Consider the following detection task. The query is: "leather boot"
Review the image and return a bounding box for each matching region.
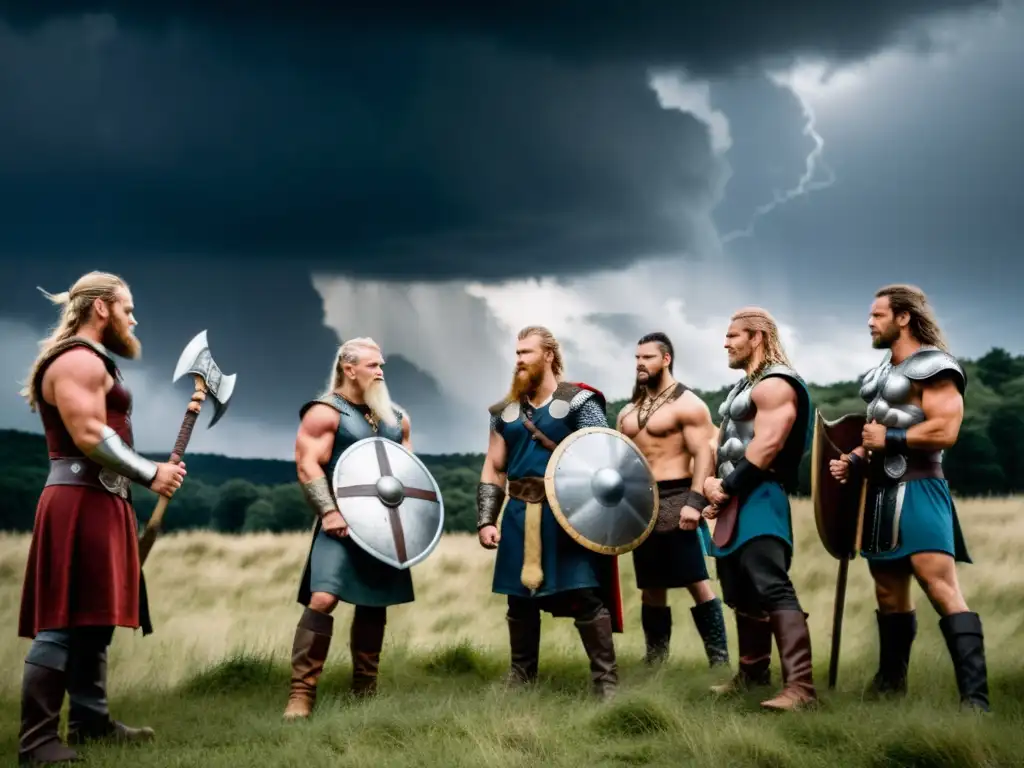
[710,611,771,695]
[350,606,386,697]
[505,612,541,686]
[283,607,333,719]
[641,604,671,665]
[18,662,79,765]
[761,610,817,711]
[575,609,618,701]
[691,597,730,668]
[866,610,916,697]
[65,641,154,746]
[939,611,990,712]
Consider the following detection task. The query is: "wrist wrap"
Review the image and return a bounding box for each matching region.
[721,458,767,498]
[477,482,506,530]
[85,426,159,486]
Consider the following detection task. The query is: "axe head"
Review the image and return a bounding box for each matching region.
[172,330,237,428]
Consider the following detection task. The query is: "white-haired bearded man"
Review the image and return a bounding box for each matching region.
[282,337,414,719]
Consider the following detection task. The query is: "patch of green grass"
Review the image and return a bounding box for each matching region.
[2,649,1020,767]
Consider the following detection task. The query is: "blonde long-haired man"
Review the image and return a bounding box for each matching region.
[476,326,621,700]
[702,308,817,712]
[16,271,186,764]
[283,337,414,719]
[829,284,989,711]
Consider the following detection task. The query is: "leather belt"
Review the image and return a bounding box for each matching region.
[507,477,546,503]
[45,457,131,500]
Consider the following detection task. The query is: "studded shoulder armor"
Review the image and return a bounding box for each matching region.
[901,348,966,394]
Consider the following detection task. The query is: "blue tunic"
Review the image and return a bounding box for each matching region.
[860,478,971,563]
[706,371,813,560]
[490,389,609,599]
[296,393,415,608]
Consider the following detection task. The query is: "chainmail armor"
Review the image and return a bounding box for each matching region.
[571,396,608,429]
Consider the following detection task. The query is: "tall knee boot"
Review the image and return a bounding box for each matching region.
[939,612,990,712]
[710,611,771,695]
[760,610,817,711]
[641,604,671,665]
[575,608,618,700]
[18,661,79,765]
[691,597,730,668]
[350,606,387,697]
[867,610,916,697]
[65,628,154,745]
[283,607,334,719]
[505,611,541,686]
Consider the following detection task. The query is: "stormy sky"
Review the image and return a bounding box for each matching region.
[1,1,1021,458]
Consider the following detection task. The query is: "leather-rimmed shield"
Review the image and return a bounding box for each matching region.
[811,411,869,559]
[544,427,658,555]
[331,437,444,570]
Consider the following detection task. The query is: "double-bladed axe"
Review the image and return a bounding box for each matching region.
[138,330,237,565]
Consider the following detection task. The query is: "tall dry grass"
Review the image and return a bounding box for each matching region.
[1,495,1022,696]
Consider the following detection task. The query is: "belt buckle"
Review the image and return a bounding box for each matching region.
[98,468,130,499]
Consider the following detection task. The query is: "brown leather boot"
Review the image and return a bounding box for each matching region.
[504,613,541,687]
[575,609,618,701]
[65,643,154,746]
[350,606,386,697]
[18,661,80,765]
[711,611,772,695]
[283,607,333,720]
[761,610,817,711]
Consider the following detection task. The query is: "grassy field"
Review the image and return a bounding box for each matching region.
[1,497,1023,767]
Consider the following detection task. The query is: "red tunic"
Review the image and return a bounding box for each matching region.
[18,341,151,639]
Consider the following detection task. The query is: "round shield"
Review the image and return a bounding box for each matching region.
[331,437,444,570]
[544,427,659,555]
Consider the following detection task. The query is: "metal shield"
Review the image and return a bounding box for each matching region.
[811,411,868,559]
[330,437,444,569]
[544,427,658,555]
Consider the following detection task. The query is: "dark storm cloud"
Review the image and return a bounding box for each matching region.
[0,0,1005,281]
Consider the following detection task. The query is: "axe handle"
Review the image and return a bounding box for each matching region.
[139,376,207,565]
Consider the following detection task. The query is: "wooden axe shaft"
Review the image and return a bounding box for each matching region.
[138,375,207,565]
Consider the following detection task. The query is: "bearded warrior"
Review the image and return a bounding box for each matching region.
[284,337,416,718]
[17,272,186,764]
[829,284,989,711]
[615,332,729,668]
[476,326,622,699]
[703,308,817,711]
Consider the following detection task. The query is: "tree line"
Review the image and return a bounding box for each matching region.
[0,347,1021,535]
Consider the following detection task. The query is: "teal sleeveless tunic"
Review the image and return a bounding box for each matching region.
[295,393,414,608]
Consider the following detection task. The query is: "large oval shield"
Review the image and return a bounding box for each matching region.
[544,427,658,555]
[331,437,444,570]
[811,411,868,559]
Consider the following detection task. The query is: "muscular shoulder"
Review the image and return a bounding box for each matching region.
[44,346,110,390]
[673,389,712,423]
[298,401,341,437]
[903,348,966,394]
[751,375,798,409]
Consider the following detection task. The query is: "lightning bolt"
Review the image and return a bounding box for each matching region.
[721,71,836,244]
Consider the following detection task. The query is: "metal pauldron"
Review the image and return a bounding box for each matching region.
[301,476,338,518]
[85,425,158,487]
[476,482,506,530]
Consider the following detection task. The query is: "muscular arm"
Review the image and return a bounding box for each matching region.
[678,396,716,507]
[477,419,508,530]
[295,404,340,518]
[400,410,413,451]
[48,348,158,485]
[720,377,797,498]
[904,378,963,451]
